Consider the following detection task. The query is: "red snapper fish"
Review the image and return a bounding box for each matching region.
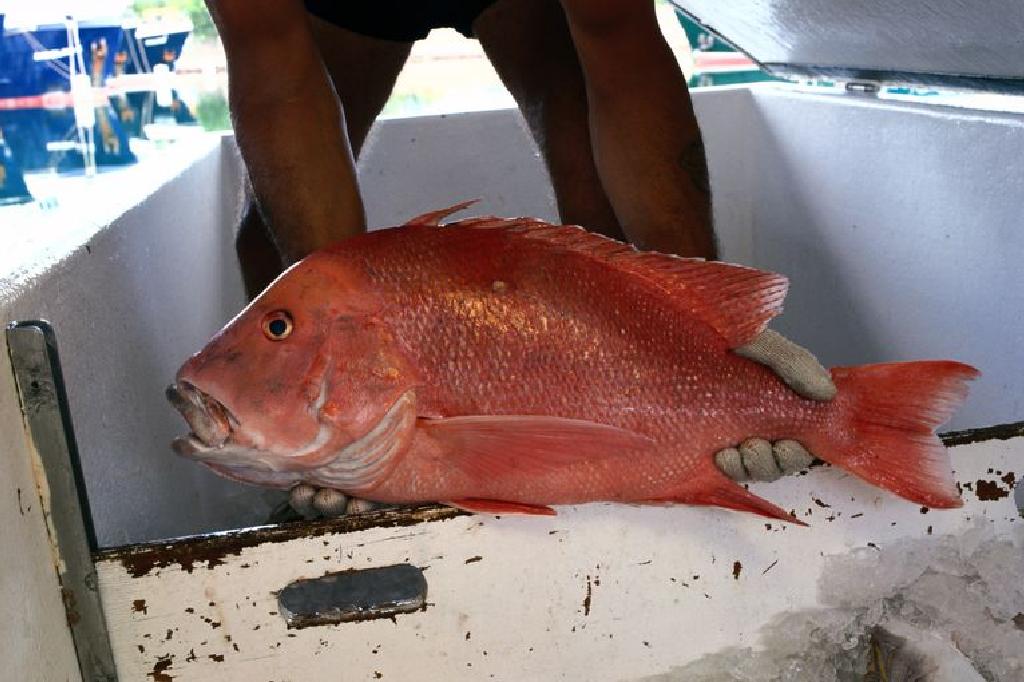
[168,206,978,523]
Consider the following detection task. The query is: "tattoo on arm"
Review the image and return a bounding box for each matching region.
[678,138,711,196]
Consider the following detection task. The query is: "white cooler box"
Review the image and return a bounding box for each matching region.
[2,1,1023,679]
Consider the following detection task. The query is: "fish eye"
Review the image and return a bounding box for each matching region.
[261,311,293,341]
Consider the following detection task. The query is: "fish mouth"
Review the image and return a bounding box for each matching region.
[166,381,236,450]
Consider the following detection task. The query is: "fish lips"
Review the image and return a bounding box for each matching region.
[166,381,236,450]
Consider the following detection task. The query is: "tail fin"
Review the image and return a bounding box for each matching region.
[803,361,979,508]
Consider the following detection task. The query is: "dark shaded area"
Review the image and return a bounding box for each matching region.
[940,421,1024,447]
[975,479,1011,502]
[277,564,427,628]
[95,504,465,577]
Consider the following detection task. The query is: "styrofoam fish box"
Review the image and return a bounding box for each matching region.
[3,2,1024,673]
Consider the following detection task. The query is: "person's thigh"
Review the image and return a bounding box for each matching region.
[234,14,412,299]
[556,0,716,258]
[474,0,623,239]
[308,15,412,156]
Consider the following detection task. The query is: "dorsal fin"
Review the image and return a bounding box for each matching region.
[453,217,789,348]
[405,200,479,226]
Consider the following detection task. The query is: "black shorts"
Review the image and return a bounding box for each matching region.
[304,1,499,42]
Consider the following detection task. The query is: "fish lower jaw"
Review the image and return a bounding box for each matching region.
[172,434,291,473]
[166,382,236,448]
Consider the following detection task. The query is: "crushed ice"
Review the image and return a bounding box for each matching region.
[646,523,1024,681]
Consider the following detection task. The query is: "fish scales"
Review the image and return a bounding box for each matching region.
[346,222,823,503]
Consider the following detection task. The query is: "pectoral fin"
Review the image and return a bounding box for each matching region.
[418,414,653,480]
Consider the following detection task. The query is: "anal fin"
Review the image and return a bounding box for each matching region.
[650,476,807,526]
[446,498,557,516]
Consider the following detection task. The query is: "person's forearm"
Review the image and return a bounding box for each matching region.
[208,0,365,263]
[560,0,716,259]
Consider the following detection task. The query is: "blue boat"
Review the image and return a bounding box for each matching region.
[119,21,196,137]
[0,15,136,172]
[0,9,194,184]
[0,11,31,204]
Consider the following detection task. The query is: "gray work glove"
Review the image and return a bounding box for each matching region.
[716,329,835,482]
[735,329,837,401]
[287,483,380,520]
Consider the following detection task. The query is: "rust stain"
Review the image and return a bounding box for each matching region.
[582,575,592,616]
[97,505,465,578]
[61,588,80,626]
[132,598,148,614]
[941,421,1024,447]
[149,655,174,681]
[1002,471,1017,488]
[976,479,1010,501]
[732,561,742,580]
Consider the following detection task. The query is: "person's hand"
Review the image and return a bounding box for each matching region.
[287,483,380,519]
[735,329,837,401]
[715,329,835,482]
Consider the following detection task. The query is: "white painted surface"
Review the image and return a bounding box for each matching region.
[732,86,1024,430]
[0,135,281,547]
[0,137,258,682]
[95,436,1022,681]
[670,0,1024,82]
[0,354,82,681]
[359,109,559,228]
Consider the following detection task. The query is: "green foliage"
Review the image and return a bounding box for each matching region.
[133,0,218,40]
[195,90,231,131]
